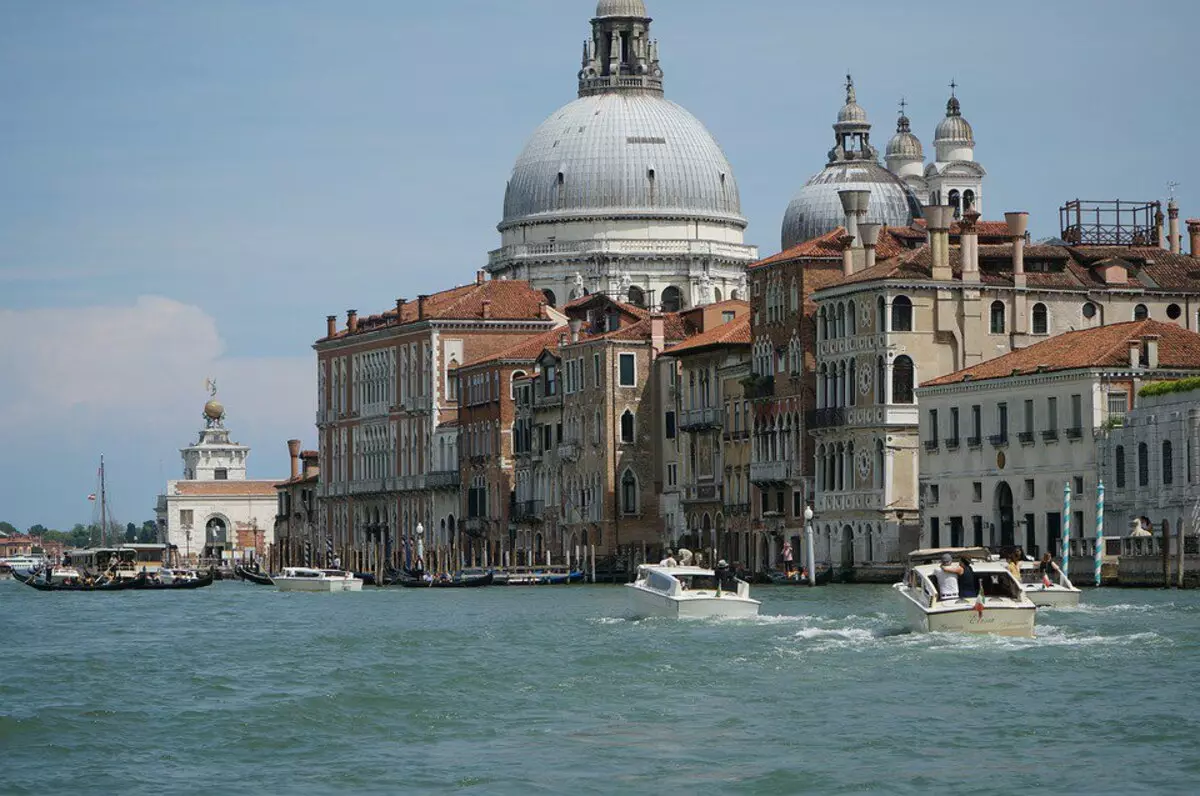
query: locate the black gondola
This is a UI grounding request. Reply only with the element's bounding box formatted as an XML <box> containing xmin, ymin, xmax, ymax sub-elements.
<box><xmin>133</xmin><ymin>573</ymin><xmax>215</xmax><ymax>590</ymax></box>
<box><xmin>235</xmin><ymin>565</ymin><xmax>274</xmax><ymax>586</ymax></box>
<box><xmin>10</xmin><ymin>570</ymin><xmax>30</xmax><ymax>584</ymax></box>
<box><xmin>354</xmin><ymin>572</ymin><xmax>377</xmax><ymax>587</ymax></box>
<box><xmin>393</xmin><ymin>572</ymin><xmax>494</xmax><ymax>589</ymax></box>
<box><xmin>22</xmin><ymin>576</ymin><xmax>134</xmax><ymax>592</ymax></box>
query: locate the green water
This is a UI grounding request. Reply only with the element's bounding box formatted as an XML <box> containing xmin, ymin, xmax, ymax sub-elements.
<box><xmin>1</xmin><ymin>580</ymin><xmax>1197</xmax><ymax>794</ymax></box>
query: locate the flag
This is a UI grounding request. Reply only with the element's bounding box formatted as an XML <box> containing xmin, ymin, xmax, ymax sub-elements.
<box><xmin>973</xmin><ymin>590</ymin><xmax>985</xmax><ymax>616</ymax></box>
<box><xmin>87</xmin><ymin>493</ymin><xmax>97</xmax><ymax>502</ymax></box>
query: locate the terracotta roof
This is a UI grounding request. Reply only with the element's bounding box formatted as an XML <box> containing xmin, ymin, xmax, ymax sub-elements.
<box><xmin>663</xmin><ymin>314</ymin><xmax>751</xmax><ymax>355</ymax></box>
<box><xmin>922</xmin><ymin>320</ymin><xmax>1200</xmax><ymax>387</ymax></box>
<box><xmin>323</xmin><ymin>280</ymin><xmax>551</xmax><ymax>340</ymax></box>
<box><xmin>563</xmin><ymin>293</ymin><xmax>650</xmax><ymax>319</ymax></box>
<box><xmin>173</xmin><ymin>481</ymin><xmax>280</xmax><ymax>497</ymax></box>
<box><xmin>461</xmin><ymin>326</ymin><xmax>571</xmax><ymax>368</ymax></box>
<box><xmin>913</xmin><ymin>219</ymin><xmax>1014</xmax><ymax>241</ymax></box>
<box><xmin>750</xmin><ymin>226</ymin><xmax>917</xmax><ymax>270</ymax></box>
<box><xmin>596</xmin><ymin>313</ymin><xmax>690</xmax><ymax>343</ymax></box>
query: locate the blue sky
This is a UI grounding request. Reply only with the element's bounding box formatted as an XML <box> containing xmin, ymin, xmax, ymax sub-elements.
<box><xmin>1</xmin><ymin>0</ymin><xmax>1196</xmax><ymax>531</ymax></box>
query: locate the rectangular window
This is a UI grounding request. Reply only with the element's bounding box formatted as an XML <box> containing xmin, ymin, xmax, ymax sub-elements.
<box><xmin>722</xmin><ymin>311</ymin><xmax>736</xmax><ymax>323</ymax></box>
<box><xmin>667</xmin><ymin>463</ymin><xmax>677</xmax><ymax>487</ymax></box>
<box><xmin>180</xmin><ymin>509</ymin><xmax>193</xmax><ymax>526</ymax></box>
<box><xmin>1047</xmin><ymin>397</ymin><xmax>1058</xmax><ymax>431</ymax></box>
<box><xmin>1024</xmin><ymin>399</ymin><xmax>1034</xmax><ymax>433</ymax></box>
<box><xmin>665</xmin><ymin>411</ymin><xmax>676</xmax><ymax>440</ymax></box>
<box><xmin>950</xmin><ymin>407</ymin><xmax>959</xmax><ymax>442</ymax></box>
<box><xmin>1107</xmin><ymin>391</ymin><xmax>1127</xmax><ymax>424</ymax></box>
<box><xmin>1024</xmin><ymin>478</ymin><xmax>1035</xmax><ymax>500</ymax></box>
<box><xmin>971</xmin><ymin>405</ymin><xmax>982</xmax><ymax>443</ymax></box>
<box><xmin>929</xmin><ymin>516</ymin><xmax>940</xmax><ymax>548</ymax></box>
<box><xmin>760</xmin><ymin>489</ymin><xmax>769</xmax><ymax>514</ymax></box>
<box><xmin>214</xmin><ymin>468</ymin><xmax>228</xmax><ymax>480</ymax></box>
<box><xmin>997</xmin><ymin>403</ymin><xmax>1008</xmax><ymax>440</ymax></box>
<box><xmin>928</xmin><ymin>484</ymin><xmax>940</xmax><ymax>505</ymax></box>
<box><xmin>973</xmin><ymin>482</ymin><xmax>982</xmax><ymax>503</ymax></box>
<box><xmin>1070</xmin><ymin>394</ymin><xmax>1083</xmax><ymax>431</ymax></box>
<box><xmin>618</xmin><ymin>353</ymin><xmax>636</xmax><ymax>387</ymax></box>
<box><xmin>593</xmin><ymin>353</ymin><xmax>601</xmax><ymax>386</ymax></box>
<box><xmin>928</xmin><ymin>409</ymin><xmax>939</xmax><ymax>444</ymax></box>
<box><xmin>972</xmin><ymin>515</ymin><xmax>984</xmax><ymax>546</ymax></box>
<box><xmin>1074</xmin><ymin>475</ymin><xmax>1084</xmax><ymax>495</ymax></box>
<box><xmin>776</xmin><ymin>491</ymin><xmax>785</xmax><ymax>514</ymax></box>
<box><xmin>793</xmin><ymin>491</ymin><xmax>803</xmax><ymax>517</ymax></box>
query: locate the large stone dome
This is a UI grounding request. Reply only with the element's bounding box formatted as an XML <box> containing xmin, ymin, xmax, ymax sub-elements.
<box><xmin>781</xmin><ymin>161</ymin><xmax>923</xmax><ymax>250</ymax></box>
<box><xmin>500</xmin><ymin>92</ymin><xmax>745</xmax><ymax>232</ymax></box>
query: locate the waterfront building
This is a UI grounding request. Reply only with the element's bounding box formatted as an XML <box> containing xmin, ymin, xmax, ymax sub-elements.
<box><xmin>918</xmin><ymin>320</ymin><xmax>1200</xmax><ymax>564</ymax></box>
<box><xmin>272</xmin><ymin>440</ymin><xmax>320</xmax><ymax>567</ymax></box>
<box><xmin>314</xmin><ymin>276</ymin><xmax>559</xmax><ymax>566</ymax></box>
<box><xmin>807</xmin><ymin>200</ymin><xmax>1200</xmax><ymax>575</ymax></box>
<box><xmin>486</xmin><ymin>0</ymin><xmax>757</xmax><ymax>310</ymax></box>
<box><xmin>660</xmin><ymin>307</ymin><xmax>758</xmax><ymax>567</ymax></box>
<box><xmin>155</xmin><ymin>395</ymin><xmax>278</xmax><ymax>564</ymax></box>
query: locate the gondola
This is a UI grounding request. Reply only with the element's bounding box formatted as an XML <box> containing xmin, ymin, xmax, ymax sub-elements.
<box><xmin>393</xmin><ymin>572</ymin><xmax>494</xmax><ymax>589</ymax></box>
<box><xmin>235</xmin><ymin>564</ymin><xmax>274</xmax><ymax>586</ymax></box>
<box><xmin>354</xmin><ymin>572</ymin><xmax>377</xmax><ymax>587</ymax></box>
<box><xmin>133</xmin><ymin>573</ymin><xmax>215</xmax><ymax>590</ymax></box>
<box><xmin>10</xmin><ymin>570</ymin><xmax>30</xmax><ymax>584</ymax></box>
<box><xmin>22</xmin><ymin>576</ymin><xmax>134</xmax><ymax>592</ymax></box>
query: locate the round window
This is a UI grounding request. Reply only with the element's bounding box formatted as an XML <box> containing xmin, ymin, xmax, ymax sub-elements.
<box><xmin>1168</xmin><ymin>303</ymin><xmax>1182</xmax><ymax>320</ymax></box>
<box><xmin>1082</xmin><ymin>302</ymin><xmax>1097</xmax><ymax>319</ymax></box>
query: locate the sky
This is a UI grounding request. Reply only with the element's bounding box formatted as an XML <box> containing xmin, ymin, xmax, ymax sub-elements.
<box><xmin>1</xmin><ymin>0</ymin><xmax>1196</xmax><ymax>531</ymax></box>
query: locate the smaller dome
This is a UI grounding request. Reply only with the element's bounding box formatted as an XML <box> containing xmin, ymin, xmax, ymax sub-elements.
<box><xmin>887</xmin><ymin>114</ymin><xmax>923</xmax><ymax>159</ymax></box>
<box><xmin>935</xmin><ymin>95</ymin><xmax>974</xmax><ymax>143</ymax></box>
<box><xmin>595</xmin><ymin>0</ymin><xmax>648</xmax><ymax>17</ymax></box>
<box><xmin>204</xmin><ymin>399</ymin><xmax>225</xmax><ymax>420</ymax></box>
<box><xmin>837</xmin><ymin>101</ymin><xmax>868</xmax><ymax>125</ymax></box>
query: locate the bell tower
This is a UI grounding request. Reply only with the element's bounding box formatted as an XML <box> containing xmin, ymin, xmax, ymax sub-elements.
<box><xmin>579</xmin><ymin>0</ymin><xmax>663</xmax><ymax>97</ymax></box>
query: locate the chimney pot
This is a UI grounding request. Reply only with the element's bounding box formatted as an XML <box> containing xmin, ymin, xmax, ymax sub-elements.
<box><xmin>396</xmin><ymin>298</ymin><xmax>407</xmax><ymax>318</ymax></box>
<box><xmin>838</xmin><ymin>189</ymin><xmax>871</xmax><ymax>243</ymax></box>
<box><xmin>481</xmin><ymin>299</ymin><xmax>492</xmax><ymax>319</ymax></box>
<box><xmin>568</xmin><ymin>317</ymin><xmax>583</xmax><ymax>343</ymax></box>
<box><xmin>287</xmin><ymin>439</ymin><xmax>301</xmax><ymax>480</ymax></box>
<box><xmin>1004</xmin><ymin>211</ymin><xmax>1030</xmax><ymax>239</ymax></box>
<box><xmin>837</xmin><ymin>234</ymin><xmax>856</xmax><ymax>277</ymax></box>
<box><xmin>347</xmin><ymin>309</ymin><xmax>358</xmax><ymax>334</ymax></box>
<box><xmin>651</xmin><ymin>314</ymin><xmax>665</xmax><ymax>357</ymax></box>
<box><xmin>1128</xmin><ymin>339</ymin><xmax>1142</xmax><ymax>368</ymax></box>
<box><xmin>418</xmin><ymin>295</ymin><xmax>428</xmax><ymax>320</ymax></box>
<box><xmin>477</xmin><ymin>270</ymin><xmax>486</xmax><ymax>285</ymax></box>
<box><xmin>1188</xmin><ymin>219</ymin><xmax>1200</xmax><ymax>260</ymax></box>
<box><xmin>559</xmin><ymin>332</ymin><xmax>568</xmax><ymax>348</ymax></box>
<box><xmin>1168</xmin><ymin>200</ymin><xmax>1181</xmax><ymax>254</ymax></box>
<box><xmin>1145</xmin><ymin>334</ymin><xmax>1161</xmax><ymax>369</ymax></box>
<box><xmin>326</xmin><ymin>315</ymin><xmax>337</xmax><ymax>337</ymax></box>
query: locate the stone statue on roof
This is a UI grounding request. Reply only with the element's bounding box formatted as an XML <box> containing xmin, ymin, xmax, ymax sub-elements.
<box><xmin>618</xmin><ymin>270</ymin><xmax>633</xmax><ymax>301</ymax></box>
<box><xmin>698</xmin><ymin>271</ymin><xmax>715</xmax><ymax>305</ymax></box>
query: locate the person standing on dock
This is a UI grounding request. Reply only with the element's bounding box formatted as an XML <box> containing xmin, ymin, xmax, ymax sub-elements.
<box><xmin>782</xmin><ymin>541</ymin><xmax>794</xmax><ymax>575</ymax></box>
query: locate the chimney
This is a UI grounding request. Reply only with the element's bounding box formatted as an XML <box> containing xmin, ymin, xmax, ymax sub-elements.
<box><xmin>1189</xmin><ymin>219</ymin><xmax>1200</xmax><ymax>259</ymax></box>
<box><xmin>1155</xmin><ymin>204</ymin><xmax>1166</xmax><ymax>249</ymax></box>
<box><xmin>838</xmin><ymin>189</ymin><xmax>871</xmax><ymax>244</ymax></box>
<box><xmin>858</xmin><ymin>223</ymin><xmax>882</xmax><ymax>272</ymax></box>
<box><xmin>287</xmin><ymin>439</ymin><xmax>301</xmax><ymax>480</ymax></box>
<box><xmin>960</xmin><ymin>210</ymin><xmax>981</xmax><ymax>282</ymax></box>
<box><xmin>326</xmin><ymin>315</ymin><xmax>337</xmax><ymax>338</ymax></box>
<box><xmin>559</xmin><ymin>332</ymin><xmax>568</xmax><ymax>349</ymax></box>
<box><xmin>651</xmin><ymin>314</ymin><xmax>665</xmax><ymax>357</ymax></box>
<box><xmin>418</xmin><ymin>294</ymin><xmax>428</xmax><ymax>320</ymax></box>
<box><xmin>346</xmin><ymin>309</ymin><xmax>358</xmax><ymax>334</ymax></box>
<box><xmin>1005</xmin><ymin>211</ymin><xmax>1029</xmax><ymax>282</ymax></box>
<box><xmin>838</xmin><ymin>234</ymin><xmax>856</xmax><ymax>277</ymax></box>
<box><xmin>396</xmin><ymin>298</ymin><xmax>407</xmax><ymax>318</ymax></box>
<box><xmin>1128</xmin><ymin>339</ymin><xmax>1142</xmax><ymax>368</ymax></box>
<box><xmin>926</xmin><ymin>205</ymin><xmax>954</xmax><ymax>281</ymax></box>
<box><xmin>481</xmin><ymin>299</ymin><xmax>492</xmax><ymax>319</ymax></box>
<box><xmin>568</xmin><ymin>317</ymin><xmax>583</xmax><ymax>343</ymax></box>
<box><xmin>1144</xmin><ymin>334</ymin><xmax>1160</xmax><ymax>369</ymax></box>
<box><xmin>1168</xmin><ymin>200</ymin><xmax>1181</xmax><ymax>254</ymax></box>
<box><xmin>476</xmin><ymin>270</ymin><xmax>486</xmax><ymax>285</ymax></box>
<box><xmin>302</xmin><ymin>453</ymin><xmax>319</xmax><ymax>479</ymax></box>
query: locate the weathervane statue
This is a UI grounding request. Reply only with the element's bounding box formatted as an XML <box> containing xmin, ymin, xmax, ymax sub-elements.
<box><xmin>203</xmin><ymin>377</ymin><xmax>225</xmax><ymax>428</ymax></box>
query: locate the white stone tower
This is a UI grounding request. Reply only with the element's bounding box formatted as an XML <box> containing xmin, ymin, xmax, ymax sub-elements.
<box><xmin>924</xmin><ymin>84</ymin><xmax>986</xmax><ymax>218</ymax></box>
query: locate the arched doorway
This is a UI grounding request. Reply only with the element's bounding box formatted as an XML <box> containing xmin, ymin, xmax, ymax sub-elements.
<box><xmin>840</xmin><ymin>525</ymin><xmax>854</xmax><ymax>568</ymax></box>
<box><xmin>627</xmin><ymin>285</ymin><xmax>646</xmax><ymax>307</ymax></box>
<box><xmin>204</xmin><ymin>516</ymin><xmax>228</xmax><ymax>562</ymax></box>
<box><xmin>661</xmin><ymin>285</ymin><xmax>684</xmax><ymax>313</ymax></box>
<box><xmin>995</xmin><ymin>482</ymin><xmax>1015</xmax><ymax>547</ymax></box>
<box><xmin>701</xmin><ymin>513</ymin><xmax>713</xmax><ymax>551</ymax></box>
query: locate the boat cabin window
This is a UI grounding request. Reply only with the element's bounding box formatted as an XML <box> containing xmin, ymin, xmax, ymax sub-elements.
<box><xmin>678</xmin><ymin>575</ymin><xmax>717</xmax><ymax>591</ymax></box>
<box><xmin>978</xmin><ymin>572</ymin><xmax>1021</xmax><ymax>600</ymax></box>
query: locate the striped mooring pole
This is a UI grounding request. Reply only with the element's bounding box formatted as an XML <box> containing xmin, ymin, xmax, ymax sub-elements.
<box><xmin>1062</xmin><ymin>482</ymin><xmax>1072</xmax><ymax>582</ymax></box>
<box><xmin>1095</xmin><ymin>480</ymin><xmax>1105</xmax><ymax>587</ymax></box>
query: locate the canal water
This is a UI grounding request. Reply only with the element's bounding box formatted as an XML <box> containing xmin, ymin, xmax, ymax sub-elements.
<box><xmin>2</xmin><ymin>580</ymin><xmax>1198</xmax><ymax>794</ymax></box>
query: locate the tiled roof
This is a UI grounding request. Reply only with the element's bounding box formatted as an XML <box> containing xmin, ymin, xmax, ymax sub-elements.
<box><xmin>663</xmin><ymin>314</ymin><xmax>751</xmax><ymax>355</ymax></box>
<box><xmin>324</xmin><ymin>280</ymin><xmax>551</xmax><ymax>340</ymax></box>
<box><xmin>563</xmin><ymin>293</ymin><xmax>650</xmax><ymax>319</ymax></box>
<box><xmin>461</xmin><ymin>326</ymin><xmax>571</xmax><ymax>368</ymax></box>
<box><xmin>597</xmin><ymin>313</ymin><xmax>690</xmax><ymax>343</ymax></box>
<box><xmin>913</xmin><ymin>219</ymin><xmax>1013</xmax><ymax>240</ymax></box>
<box><xmin>922</xmin><ymin>320</ymin><xmax>1200</xmax><ymax>387</ymax></box>
<box><xmin>173</xmin><ymin>481</ymin><xmax>280</xmax><ymax>497</ymax></box>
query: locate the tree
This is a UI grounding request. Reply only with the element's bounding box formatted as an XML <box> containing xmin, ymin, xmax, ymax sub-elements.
<box><xmin>0</xmin><ymin>521</ymin><xmax>18</xmax><ymax>536</ymax></box>
<box><xmin>125</xmin><ymin>522</ymin><xmax>138</xmax><ymax>543</ymax></box>
<box><xmin>138</xmin><ymin>521</ymin><xmax>158</xmax><ymax>543</ymax></box>
<box><xmin>28</xmin><ymin>523</ymin><xmax>49</xmax><ymax>536</ymax></box>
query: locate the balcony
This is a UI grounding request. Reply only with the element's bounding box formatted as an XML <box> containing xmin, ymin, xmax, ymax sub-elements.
<box><xmin>426</xmin><ymin>470</ymin><xmax>460</xmax><ymax>489</ymax></box>
<box><xmin>945</xmin><ymin>437</ymin><xmax>960</xmax><ymax>450</ymax></box>
<box><xmin>512</xmin><ymin>500</ymin><xmax>545</xmax><ymax>523</ymax></box>
<box><xmin>679</xmin><ymin>406</ymin><xmax>723</xmax><ymax>431</ymax></box>
<box><xmin>1041</xmin><ymin>429</ymin><xmax>1059</xmax><ymax>442</ymax></box>
<box><xmin>806</xmin><ymin>407</ymin><xmax>847</xmax><ymax>430</ymax></box>
<box><xmin>1018</xmin><ymin>431</ymin><xmax>1035</xmax><ymax>445</ymax></box>
<box><xmin>681</xmin><ymin>484</ymin><xmax>722</xmax><ymax>504</ymax></box>
<box><xmin>1065</xmin><ymin>427</ymin><xmax>1083</xmax><ymax>440</ymax></box>
<box><xmin>923</xmin><ymin>440</ymin><xmax>939</xmax><ymax>453</ymax></box>
<box><xmin>402</xmin><ymin>395</ymin><xmax>433</xmax><ymax>413</ymax></box>
<box><xmin>967</xmin><ymin>435</ymin><xmax>983</xmax><ymax>448</ymax></box>
<box><xmin>750</xmin><ymin>460</ymin><xmax>796</xmax><ymax>484</ymax></box>
<box><xmin>534</xmin><ymin>388</ymin><xmax>562</xmax><ymax>408</ymax></box>
<box><xmin>989</xmin><ymin>433</ymin><xmax>1009</xmax><ymax>447</ymax></box>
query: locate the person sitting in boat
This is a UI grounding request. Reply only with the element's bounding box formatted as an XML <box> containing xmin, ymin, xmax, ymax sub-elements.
<box><xmin>957</xmin><ymin>556</ymin><xmax>979</xmax><ymax>599</ymax></box>
<box><xmin>659</xmin><ymin>548</ymin><xmax>679</xmax><ymax>567</ymax></box>
<box><xmin>1039</xmin><ymin>553</ymin><xmax>1063</xmax><ymax>586</ymax></box>
<box><xmin>714</xmin><ymin>560</ymin><xmax>736</xmax><ymax>591</ymax></box>
<box><xmin>1006</xmin><ymin>551</ymin><xmax>1022</xmax><ymax>582</ymax></box>
<box><xmin>934</xmin><ymin>553</ymin><xmax>964</xmax><ymax>601</ymax></box>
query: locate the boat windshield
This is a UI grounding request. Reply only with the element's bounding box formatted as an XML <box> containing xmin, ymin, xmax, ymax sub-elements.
<box><xmin>678</xmin><ymin>575</ymin><xmax>718</xmax><ymax>591</ymax></box>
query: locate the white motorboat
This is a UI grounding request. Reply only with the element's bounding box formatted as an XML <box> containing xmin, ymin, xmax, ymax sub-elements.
<box><xmin>274</xmin><ymin>567</ymin><xmax>363</xmax><ymax>593</ymax></box>
<box><xmin>893</xmin><ymin>548</ymin><xmax>1036</xmax><ymax>638</ymax></box>
<box><xmin>626</xmin><ymin>565</ymin><xmax>760</xmax><ymax>619</ymax></box>
<box><xmin>2</xmin><ymin>555</ymin><xmax>47</xmax><ymax>577</ymax></box>
<box><xmin>1017</xmin><ymin>561</ymin><xmax>1082</xmax><ymax>608</ymax></box>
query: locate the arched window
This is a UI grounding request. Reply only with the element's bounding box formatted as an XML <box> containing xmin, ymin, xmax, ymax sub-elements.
<box><xmin>849</xmin><ymin>358</ymin><xmax>857</xmax><ymax>407</ymax></box>
<box><xmin>892</xmin><ymin>356</ymin><xmax>915</xmax><ymax>404</ymax></box>
<box><xmin>948</xmin><ymin>189</ymin><xmax>961</xmax><ymax>218</ymax></box>
<box><xmin>627</xmin><ymin>285</ymin><xmax>645</xmax><ymax>308</ymax></box>
<box><xmin>874</xmin><ymin>439</ymin><xmax>885</xmax><ymax>490</ymax></box>
<box><xmin>963</xmin><ymin>189</ymin><xmax>976</xmax><ymax>211</ymax></box>
<box><xmin>1138</xmin><ymin>442</ymin><xmax>1149</xmax><ymax>487</ymax></box>
<box><xmin>877</xmin><ymin>296</ymin><xmax>887</xmax><ymax>333</ymax></box>
<box><xmin>621</xmin><ymin>470</ymin><xmax>638</xmax><ymax>515</ymax></box>
<box><xmin>891</xmin><ymin>296</ymin><xmax>913</xmax><ymax>332</ymax></box>
<box><xmin>848</xmin><ymin>301</ymin><xmax>857</xmax><ymax>336</ymax></box>
<box><xmin>1032</xmin><ymin>303</ymin><xmax>1049</xmax><ymax>335</ymax></box>
<box><xmin>837</xmin><ymin>303</ymin><xmax>846</xmax><ymax>338</ymax></box>
<box><xmin>1163</xmin><ymin>440</ymin><xmax>1174</xmax><ymax>485</ymax></box>
<box><xmin>817</xmin><ymin>306</ymin><xmax>826</xmax><ymax>342</ymax></box>
<box><xmin>1134</xmin><ymin>303</ymin><xmax>1149</xmax><ymax>321</ymax></box>
<box><xmin>990</xmin><ymin>301</ymin><xmax>1006</xmax><ymax>334</ymax></box>
<box><xmin>876</xmin><ymin>355</ymin><xmax>886</xmax><ymax>404</ymax></box>
<box><xmin>661</xmin><ymin>285</ymin><xmax>684</xmax><ymax>313</ymax></box>
<box><xmin>620</xmin><ymin>409</ymin><xmax>635</xmax><ymax>444</ymax></box>
<box><xmin>1115</xmin><ymin>446</ymin><xmax>1126</xmax><ymax>488</ymax></box>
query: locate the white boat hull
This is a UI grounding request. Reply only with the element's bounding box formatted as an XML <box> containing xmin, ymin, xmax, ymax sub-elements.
<box><xmin>276</xmin><ymin>577</ymin><xmax>362</xmax><ymax>593</ymax></box>
<box><xmin>626</xmin><ymin>584</ymin><xmax>760</xmax><ymax>619</ymax></box>
<box><xmin>895</xmin><ymin>585</ymin><xmax>1036</xmax><ymax>638</ymax></box>
<box><xmin>1021</xmin><ymin>584</ymin><xmax>1082</xmax><ymax>608</ymax></box>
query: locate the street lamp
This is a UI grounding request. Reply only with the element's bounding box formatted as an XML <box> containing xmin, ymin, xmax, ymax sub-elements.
<box><xmin>803</xmin><ymin>506</ymin><xmax>818</xmax><ymax>587</ymax></box>
<box><xmin>184</xmin><ymin>525</ymin><xmax>193</xmax><ymax>566</ymax></box>
<box><xmin>415</xmin><ymin>522</ymin><xmax>425</xmax><ymax>568</ymax></box>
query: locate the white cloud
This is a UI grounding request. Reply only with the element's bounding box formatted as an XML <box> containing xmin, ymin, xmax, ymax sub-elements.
<box><xmin>0</xmin><ymin>295</ymin><xmax>313</xmax><ymax>441</ymax></box>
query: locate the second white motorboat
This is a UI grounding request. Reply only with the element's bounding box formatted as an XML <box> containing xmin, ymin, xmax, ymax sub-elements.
<box><xmin>1017</xmin><ymin>561</ymin><xmax>1082</xmax><ymax>608</ymax></box>
<box><xmin>626</xmin><ymin>565</ymin><xmax>760</xmax><ymax>619</ymax></box>
<box><xmin>274</xmin><ymin>567</ymin><xmax>363</xmax><ymax>593</ymax></box>
<box><xmin>893</xmin><ymin>548</ymin><xmax>1037</xmax><ymax>637</ymax></box>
